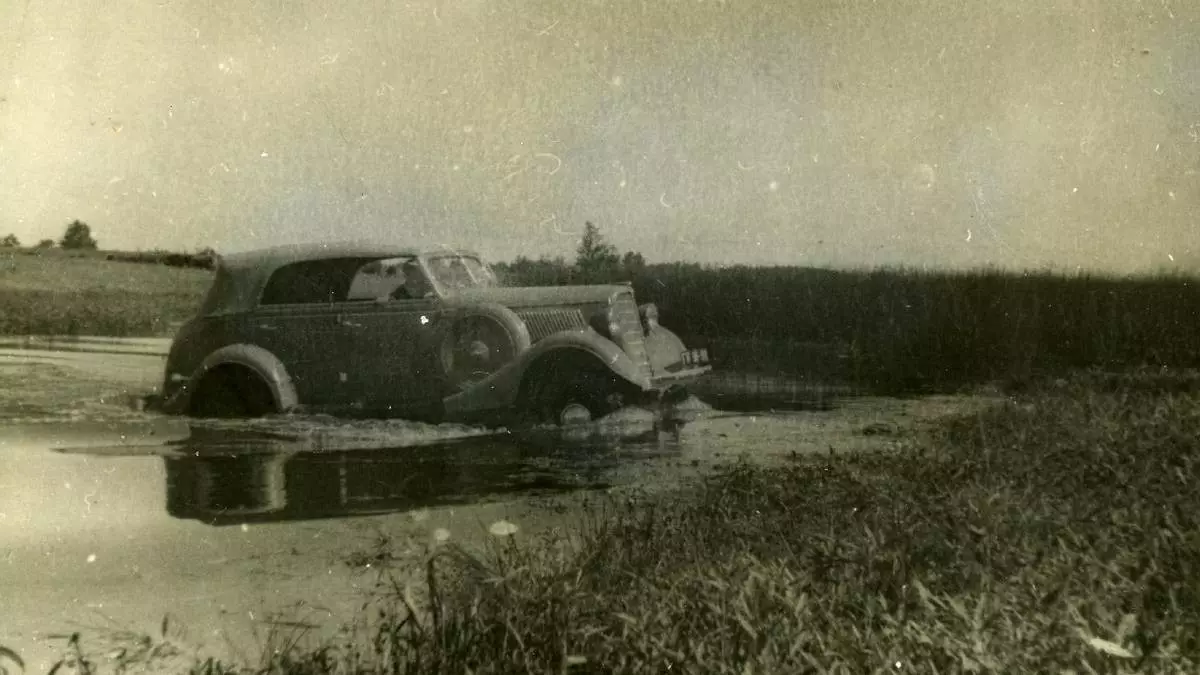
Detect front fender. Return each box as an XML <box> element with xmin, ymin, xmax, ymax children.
<box><xmin>441</xmin><ymin>329</ymin><xmax>648</xmax><ymax>420</ymax></box>
<box><xmin>161</xmin><ymin>343</ymin><xmax>299</xmax><ymax>415</ymax></box>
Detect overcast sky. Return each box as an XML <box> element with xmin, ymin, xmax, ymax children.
<box><xmin>1</xmin><ymin>0</ymin><xmax>1196</xmax><ymax>272</ymax></box>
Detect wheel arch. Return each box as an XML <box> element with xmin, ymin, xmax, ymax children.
<box><xmin>515</xmin><ymin>346</ymin><xmax>626</xmax><ymax>408</ymax></box>
<box><xmin>183</xmin><ymin>343</ymin><xmax>299</xmax><ymax>415</ymax></box>
<box><xmin>439</xmin><ymin>330</ymin><xmax>649</xmax><ymax>422</ymax></box>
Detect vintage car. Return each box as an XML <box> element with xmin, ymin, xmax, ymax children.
<box><xmin>157</xmin><ymin>242</ymin><xmax>712</xmax><ymax>426</ymax></box>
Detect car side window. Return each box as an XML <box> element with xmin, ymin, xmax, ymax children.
<box><xmin>259</xmin><ymin>259</ymin><xmax>372</xmax><ymax>305</ymax></box>
<box><xmin>346</xmin><ymin>257</ymin><xmax>413</xmax><ymax>301</ymax></box>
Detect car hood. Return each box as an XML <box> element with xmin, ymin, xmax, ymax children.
<box><xmin>447</xmin><ymin>284</ymin><xmax>632</xmax><ymax>309</ymax></box>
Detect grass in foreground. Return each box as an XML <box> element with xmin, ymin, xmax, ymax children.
<box><xmin>361</xmin><ymin>370</ymin><xmax>1200</xmax><ymax>674</ymax></box>
<box><xmin>31</xmin><ymin>369</ymin><xmax>1200</xmax><ymax>674</ymax></box>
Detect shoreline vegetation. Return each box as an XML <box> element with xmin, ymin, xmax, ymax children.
<box><xmin>3</xmin><ymin>244</ymin><xmax>1199</xmax><ymax>395</ymax></box>
<box><xmin>17</xmin><ymin>369</ymin><xmax>1200</xmax><ymax>673</ymax></box>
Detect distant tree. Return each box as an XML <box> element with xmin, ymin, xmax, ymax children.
<box><xmin>60</xmin><ymin>220</ymin><xmax>98</xmax><ymax>250</ymax></box>
<box><xmin>36</xmin><ymin>239</ymin><xmax>55</xmax><ymax>248</ymax></box>
<box><xmin>622</xmin><ymin>250</ymin><xmax>646</xmax><ymax>274</ymax></box>
<box><xmin>0</xmin><ymin>233</ymin><xmax>19</xmax><ymax>247</ymax></box>
<box><xmin>195</xmin><ymin>247</ymin><xmax>218</xmax><ymax>269</ymax></box>
<box><xmin>575</xmin><ymin>221</ymin><xmax>620</xmax><ymax>280</ymax></box>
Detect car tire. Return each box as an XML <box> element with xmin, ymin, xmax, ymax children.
<box><xmin>190</xmin><ymin>367</ymin><xmax>274</xmax><ymax>419</ymax></box>
<box><xmin>531</xmin><ymin>365</ymin><xmax>625</xmax><ymax>427</ymax></box>
<box><xmin>438</xmin><ymin>311</ymin><xmax>527</xmax><ymax>392</ymax></box>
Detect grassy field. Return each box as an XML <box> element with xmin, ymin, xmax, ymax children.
<box><xmin>25</xmin><ymin>369</ymin><xmax>1200</xmax><ymax>673</ymax></box>
<box><xmin>0</xmin><ymin>248</ymin><xmax>212</xmax><ymax>336</ymax></box>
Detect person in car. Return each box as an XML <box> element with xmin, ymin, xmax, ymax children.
<box><xmin>392</xmin><ymin>260</ymin><xmax>432</xmax><ymax>299</ymax></box>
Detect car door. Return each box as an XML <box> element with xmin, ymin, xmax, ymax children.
<box><xmin>248</xmin><ymin>259</ymin><xmax>366</xmax><ymax>408</ymax></box>
<box><xmin>333</xmin><ymin>295</ymin><xmax>447</xmax><ymax>414</ymax></box>
<box><xmin>247</xmin><ymin>303</ymin><xmax>350</xmax><ymax>408</ymax></box>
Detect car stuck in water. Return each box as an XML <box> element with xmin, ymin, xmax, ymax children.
<box><xmin>156</xmin><ymin>242</ymin><xmax>712</xmax><ymax>426</ymax></box>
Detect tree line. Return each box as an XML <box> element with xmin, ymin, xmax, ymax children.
<box><xmin>493</xmin><ymin>221</ymin><xmax>648</xmax><ymax>286</ymax></box>
<box><xmin>1</xmin><ymin>218</ymin><xmax>650</xmax><ymax>281</ymax></box>
<box><xmin>1</xmin><ymin>220</ymin><xmax>218</xmax><ymax>269</ymax></box>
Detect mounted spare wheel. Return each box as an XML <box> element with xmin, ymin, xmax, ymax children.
<box><xmin>438</xmin><ymin>308</ymin><xmax>530</xmax><ymax>391</ymax></box>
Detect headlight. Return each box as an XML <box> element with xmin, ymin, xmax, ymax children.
<box><xmin>591</xmin><ymin>305</ymin><xmax>625</xmax><ymax>338</ymax></box>
<box><xmin>638</xmin><ymin>303</ymin><xmax>659</xmax><ymax>330</ymax></box>
<box><xmin>606</xmin><ymin>305</ymin><xmax>622</xmax><ymax>336</ymax></box>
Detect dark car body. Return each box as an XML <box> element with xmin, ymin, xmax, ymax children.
<box><xmin>158</xmin><ymin>242</ymin><xmax>711</xmax><ymax>426</ymax></box>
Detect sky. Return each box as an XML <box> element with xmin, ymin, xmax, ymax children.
<box><xmin>1</xmin><ymin>0</ymin><xmax>1197</xmax><ymax>272</ymax></box>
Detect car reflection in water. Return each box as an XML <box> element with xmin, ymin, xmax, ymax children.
<box><xmin>162</xmin><ymin>421</ymin><xmax>686</xmax><ymax>526</ymax></box>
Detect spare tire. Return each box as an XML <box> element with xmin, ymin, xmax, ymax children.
<box><xmin>438</xmin><ymin>307</ymin><xmax>530</xmax><ymax>391</ymax></box>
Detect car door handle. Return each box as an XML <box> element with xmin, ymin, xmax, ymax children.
<box><xmin>257</xmin><ymin>323</ymin><xmax>278</xmax><ymax>331</ymax></box>
<box><xmin>338</xmin><ymin>317</ymin><xmax>364</xmax><ymax>328</ymax></box>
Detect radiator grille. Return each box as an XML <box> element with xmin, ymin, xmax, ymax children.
<box><xmin>517</xmin><ymin>308</ymin><xmax>587</xmax><ymax>342</ymax></box>
<box><xmin>611</xmin><ymin>293</ymin><xmax>653</xmax><ymax>379</ymax></box>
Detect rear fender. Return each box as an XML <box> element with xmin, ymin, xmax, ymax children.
<box><xmin>441</xmin><ymin>330</ymin><xmax>648</xmax><ymax>419</ymax></box>
<box><xmin>162</xmin><ymin>343</ymin><xmax>298</xmax><ymax>415</ymax></box>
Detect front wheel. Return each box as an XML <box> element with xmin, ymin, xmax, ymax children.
<box><xmin>529</xmin><ymin>367</ymin><xmax>626</xmax><ymax>427</ymax></box>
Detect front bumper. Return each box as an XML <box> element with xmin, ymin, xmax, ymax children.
<box><xmin>654</xmin><ymin>346</ymin><xmax>712</xmax><ymax>380</ymax></box>
<box><xmin>633</xmin><ymin>348</ymin><xmax>713</xmax><ymax>406</ymax></box>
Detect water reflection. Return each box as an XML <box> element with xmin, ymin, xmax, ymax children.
<box><xmin>161</xmin><ymin>423</ymin><xmax>684</xmax><ymax>526</ymax></box>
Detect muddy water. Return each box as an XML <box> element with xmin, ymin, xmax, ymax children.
<box><xmin>0</xmin><ymin>341</ymin><xmax>999</xmax><ymax>672</ymax></box>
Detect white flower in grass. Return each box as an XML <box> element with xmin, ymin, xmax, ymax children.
<box><xmin>1084</xmin><ymin>636</ymin><xmax>1135</xmax><ymax>659</ymax></box>
<box><xmin>433</xmin><ymin>528</ymin><xmax>451</xmax><ymax>543</ymax></box>
<box><xmin>488</xmin><ymin>520</ymin><xmax>519</xmax><ymax>537</ymax></box>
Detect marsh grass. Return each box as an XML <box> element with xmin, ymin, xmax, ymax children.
<box><xmin>26</xmin><ymin>368</ymin><xmax>1191</xmax><ymax>673</ymax></box>
<box><xmin>627</xmin><ymin>265</ymin><xmax>1200</xmax><ymax>392</ymax></box>
<box><xmin>348</xmin><ymin>368</ymin><xmax>1200</xmax><ymax>673</ymax></box>
<box><xmin>504</xmin><ymin>262</ymin><xmax>1200</xmax><ymax>394</ymax></box>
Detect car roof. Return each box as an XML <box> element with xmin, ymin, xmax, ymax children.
<box><xmin>203</xmin><ymin>241</ymin><xmax>484</xmax><ymax>315</ymax></box>
<box><xmin>219</xmin><ymin>241</ymin><xmax>483</xmax><ymax>273</ymax></box>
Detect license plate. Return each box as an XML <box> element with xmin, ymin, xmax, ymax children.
<box><xmin>680</xmin><ymin>348</ymin><xmax>710</xmax><ymax>367</ymax></box>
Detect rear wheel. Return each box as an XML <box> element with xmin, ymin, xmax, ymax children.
<box><xmin>189</xmin><ymin>366</ymin><xmax>275</xmax><ymax>419</ymax></box>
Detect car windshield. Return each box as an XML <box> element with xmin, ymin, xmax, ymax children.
<box><xmin>425</xmin><ymin>254</ymin><xmax>499</xmax><ymax>291</ymax></box>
